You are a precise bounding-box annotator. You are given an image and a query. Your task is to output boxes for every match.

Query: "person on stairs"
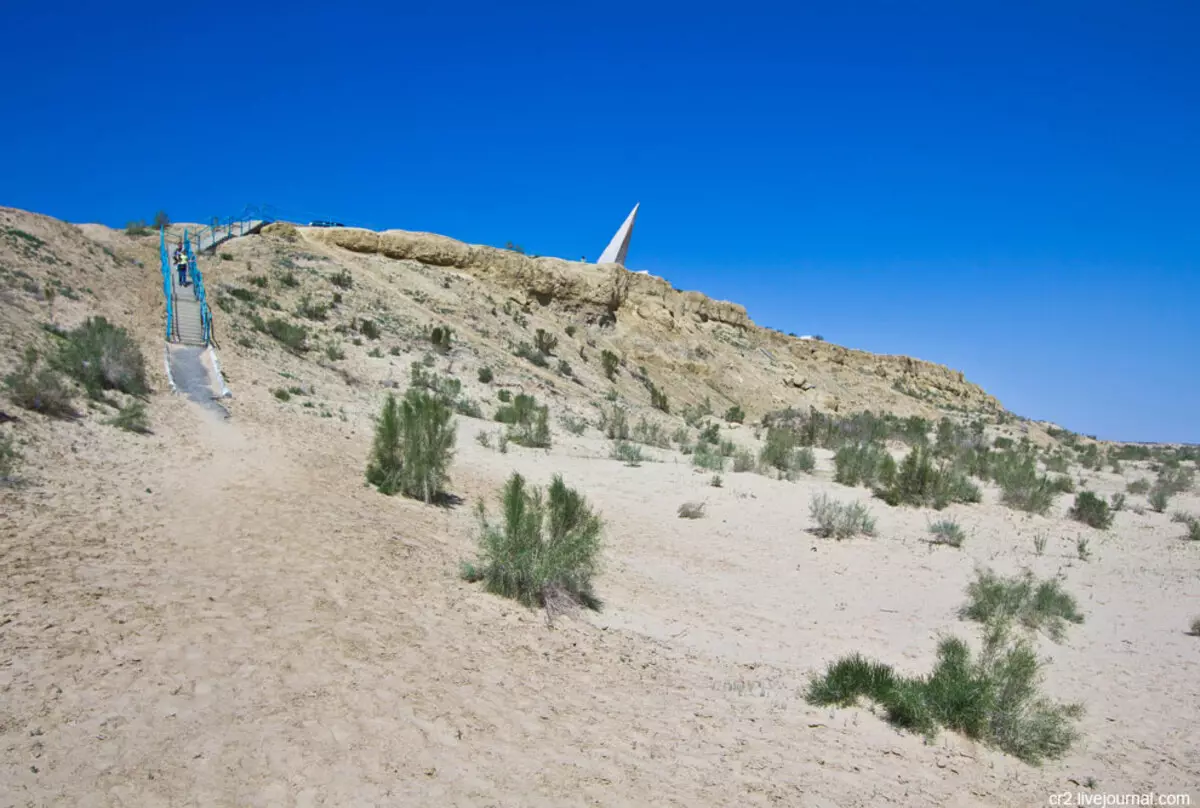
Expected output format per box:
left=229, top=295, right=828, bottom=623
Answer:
left=175, top=244, right=189, bottom=288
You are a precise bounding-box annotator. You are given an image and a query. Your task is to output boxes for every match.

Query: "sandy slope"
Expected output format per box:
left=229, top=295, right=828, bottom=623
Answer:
left=1, top=210, right=1198, bottom=806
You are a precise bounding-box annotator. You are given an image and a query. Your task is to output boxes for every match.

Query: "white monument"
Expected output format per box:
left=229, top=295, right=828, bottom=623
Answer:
left=597, top=203, right=639, bottom=266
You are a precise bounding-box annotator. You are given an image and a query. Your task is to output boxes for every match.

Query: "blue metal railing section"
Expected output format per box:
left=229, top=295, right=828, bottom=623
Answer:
left=191, top=205, right=276, bottom=253
left=182, top=231, right=212, bottom=345
left=159, top=226, right=175, bottom=341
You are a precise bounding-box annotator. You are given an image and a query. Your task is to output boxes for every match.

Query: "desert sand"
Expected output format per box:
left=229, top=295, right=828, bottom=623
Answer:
left=1, top=207, right=1197, bottom=806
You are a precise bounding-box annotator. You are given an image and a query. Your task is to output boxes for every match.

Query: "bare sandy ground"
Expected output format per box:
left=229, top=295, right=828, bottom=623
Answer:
left=2, top=394, right=1197, bottom=807
left=1, top=209, right=1197, bottom=806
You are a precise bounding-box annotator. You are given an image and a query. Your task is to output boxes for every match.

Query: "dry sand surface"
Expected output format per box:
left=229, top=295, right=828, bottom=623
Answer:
left=1, top=209, right=1198, bottom=806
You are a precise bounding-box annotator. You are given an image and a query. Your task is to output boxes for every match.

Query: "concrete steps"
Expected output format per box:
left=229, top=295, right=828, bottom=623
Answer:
left=175, top=298, right=206, bottom=346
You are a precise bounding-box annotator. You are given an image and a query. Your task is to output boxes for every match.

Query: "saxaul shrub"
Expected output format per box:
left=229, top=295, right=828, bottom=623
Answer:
left=366, top=387, right=456, bottom=503
left=461, top=473, right=603, bottom=611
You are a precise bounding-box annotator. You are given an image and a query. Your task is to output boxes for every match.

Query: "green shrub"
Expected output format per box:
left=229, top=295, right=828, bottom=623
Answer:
left=611, top=441, right=644, bottom=466
left=1126, top=478, right=1151, bottom=495
left=601, top=350, right=619, bottom=380
left=632, top=417, right=670, bottom=448
left=365, top=388, right=456, bottom=503
left=248, top=275, right=269, bottom=288
left=959, top=569, right=1084, bottom=642
left=324, top=344, right=345, bottom=361
left=929, top=519, right=966, bottom=548
left=477, top=366, right=494, bottom=384
left=877, top=445, right=981, bottom=509
left=556, top=359, right=572, bottom=377
left=565, top=324, right=577, bottom=337
left=497, top=389, right=512, bottom=403
left=497, top=393, right=551, bottom=448
left=993, top=453, right=1057, bottom=515
left=263, top=318, right=309, bottom=352
left=4, top=347, right=77, bottom=418
left=732, top=449, right=756, bottom=473
left=462, top=473, right=603, bottom=611
left=1148, top=485, right=1171, bottom=513
left=698, top=422, right=720, bottom=445
left=599, top=404, right=629, bottom=441
left=0, top=433, right=22, bottom=481
left=1069, top=491, right=1113, bottom=529
left=710, top=474, right=723, bottom=488
left=648, top=382, right=669, bottom=413
left=107, top=401, right=151, bottom=434
left=561, top=414, right=588, bottom=435
left=833, top=442, right=894, bottom=488
left=358, top=319, right=381, bottom=340
left=125, top=221, right=150, bottom=236
left=678, top=501, right=706, bottom=519
left=534, top=328, right=558, bottom=355
left=724, top=405, right=745, bottom=424
left=54, top=316, right=148, bottom=398
left=514, top=342, right=549, bottom=368
left=1190, top=616, right=1200, bottom=636
left=429, top=325, right=452, bottom=353
left=761, top=427, right=798, bottom=472
left=806, top=622, right=1082, bottom=765
left=1176, top=513, right=1200, bottom=541
left=273, top=388, right=292, bottom=402
left=329, top=269, right=353, bottom=289
left=809, top=494, right=876, bottom=539
left=693, top=442, right=725, bottom=472
left=296, top=295, right=329, bottom=321
left=1050, top=475, right=1075, bottom=494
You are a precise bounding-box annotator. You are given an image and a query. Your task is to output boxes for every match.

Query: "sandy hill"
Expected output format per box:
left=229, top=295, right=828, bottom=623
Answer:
left=1, top=206, right=1197, bottom=807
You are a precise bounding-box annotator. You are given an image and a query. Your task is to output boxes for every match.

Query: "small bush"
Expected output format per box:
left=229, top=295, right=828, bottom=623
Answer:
left=273, top=388, right=292, bottom=401
left=263, top=318, right=309, bottom=352
left=55, top=316, right=149, bottom=398
left=960, top=569, right=1084, bottom=642
left=4, top=347, right=77, bottom=418
left=475, top=430, right=492, bottom=448
left=809, top=494, right=875, bottom=539
left=710, top=474, right=723, bottom=488
left=611, top=441, right=644, bottom=466
left=358, top=319, right=381, bottom=340
left=1069, top=491, right=1113, bottom=529
left=833, top=442, right=895, bottom=488
left=929, top=519, right=966, bottom=548
left=497, top=389, right=512, bottom=403
left=724, top=405, right=745, bottom=424
left=462, top=473, right=603, bottom=611
left=1126, top=478, right=1151, bottom=495
left=692, top=442, right=725, bottom=472
left=514, top=342, right=549, bottom=368
left=876, top=445, right=981, bottom=509
left=125, top=221, right=150, bottom=236
left=219, top=252, right=233, bottom=261
left=995, top=454, right=1058, bottom=515
left=107, top=401, right=151, bottom=433
left=324, top=344, right=345, bottom=361
left=1176, top=513, right=1200, bottom=541
left=678, top=501, right=706, bottom=519
left=601, top=350, right=619, bottom=380
left=1076, top=537, right=1091, bottom=561
left=329, top=269, right=353, bottom=289
left=1148, top=485, right=1171, bottom=513
left=365, top=388, right=457, bottom=503
left=477, top=366, right=494, bottom=384
left=0, top=433, right=22, bottom=481
left=806, top=622, right=1082, bottom=765
left=599, top=404, right=630, bottom=441
left=648, top=382, right=669, bottom=413
left=556, top=359, right=572, bottom=377
left=296, top=295, right=329, bottom=321
left=497, top=393, right=551, bottom=448
left=732, top=449, right=756, bottom=473
left=561, top=414, right=588, bottom=435
left=1110, top=492, right=1126, bottom=512
left=248, top=275, right=269, bottom=288
left=534, top=328, right=558, bottom=356
left=565, top=325, right=577, bottom=337
left=429, top=325, right=452, bottom=353
left=1190, top=617, right=1200, bottom=637
left=793, top=447, right=817, bottom=473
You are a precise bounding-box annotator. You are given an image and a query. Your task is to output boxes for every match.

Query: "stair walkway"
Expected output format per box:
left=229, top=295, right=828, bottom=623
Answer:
left=169, top=264, right=207, bottom=346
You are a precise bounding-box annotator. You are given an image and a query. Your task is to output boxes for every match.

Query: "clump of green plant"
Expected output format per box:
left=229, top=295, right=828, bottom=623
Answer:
left=560, top=414, right=588, bottom=436
left=601, top=350, right=619, bottom=380
left=262, top=317, right=309, bottom=352
left=461, top=473, right=603, bottom=612
left=324, top=343, right=345, bottom=361
left=1110, top=492, right=1126, bottom=512
left=1076, top=537, right=1091, bottom=562
left=877, top=445, right=980, bottom=509
left=632, top=417, right=670, bottom=448
left=1190, top=616, right=1200, bottom=637
left=724, top=405, right=745, bottom=424
left=929, top=519, right=966, bottom=548
left=993, top=453, right=1058, bottom=515
left=4, top=346, right=78, bottom=418
left=357, top=318, right=381, bottom=340
left=556, top=359, right=572, bottom=377
left=833, top=442, right=895, bottom=488
left=477, top=366, right=494, bottom=384
left=806, top=621, right=1082, bottom=765
left=514, top=342, right=549, bottom=368
left=959, top=569, right=1084, bottom=642
left=1, top=433, right=22, bottom=482
left=495, top=393, right=550, bottom=448
left=295, top=295, right=329, bottom=321
left=1174, top=512, right=1200, bottom=541
left=273, top=388, right=292, bottom=402
left=365, top=388, right=457, bottom=503
left=429, top=325, right=452, bottom=353
left=475, top=430, right=492, bottom=448
left=692, top=442, right=725, bottom=472
left=732, top=449, right=756, bottom=473
left=565, top=324, right=577, bottom=337
left=497, top=389, right=512, bottom=403
left=106, top=401, right=150, bottom=434
left=1069, top=491, right=1113, bottom=529
left=809, top=494, right=876, bottom=539
left=611, top=441, right=644, bottom=466
left=647, top=381, right=669, bottom=413
left=1148, top=485, right=1171, bottom=513
left=598, top=403, right=629, bottom=441
left=710, top=474, right=723, bottom=488
left=1033, top=533, right=1048, bottom=556
left=534, top=328, right=558, bottom=356
left=54, top=316, right=148, bottom=398
left=1126, top=478, right=1151, bottom=495
left=678, top=501, right=706, bottom=519
left=329, top=268, right=353, bottom=289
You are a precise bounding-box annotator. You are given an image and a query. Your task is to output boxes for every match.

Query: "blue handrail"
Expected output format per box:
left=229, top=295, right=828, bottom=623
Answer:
left=191, top=205, right=276, bottom=254
left=159, top=226, right=174, bottom=340
left=182, top=231, right=212, bottom=344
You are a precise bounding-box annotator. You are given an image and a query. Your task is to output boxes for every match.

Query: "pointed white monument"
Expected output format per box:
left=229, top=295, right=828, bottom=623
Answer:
left=597, top=203, right=639, bottom=266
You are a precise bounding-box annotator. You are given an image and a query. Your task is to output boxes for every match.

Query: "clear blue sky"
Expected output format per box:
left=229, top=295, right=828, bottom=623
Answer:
left=2, top=1, right=1197, bottom=443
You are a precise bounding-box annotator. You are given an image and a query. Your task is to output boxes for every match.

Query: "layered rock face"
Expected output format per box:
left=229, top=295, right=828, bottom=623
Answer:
left=307, top=227, right=1001, bottom=418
